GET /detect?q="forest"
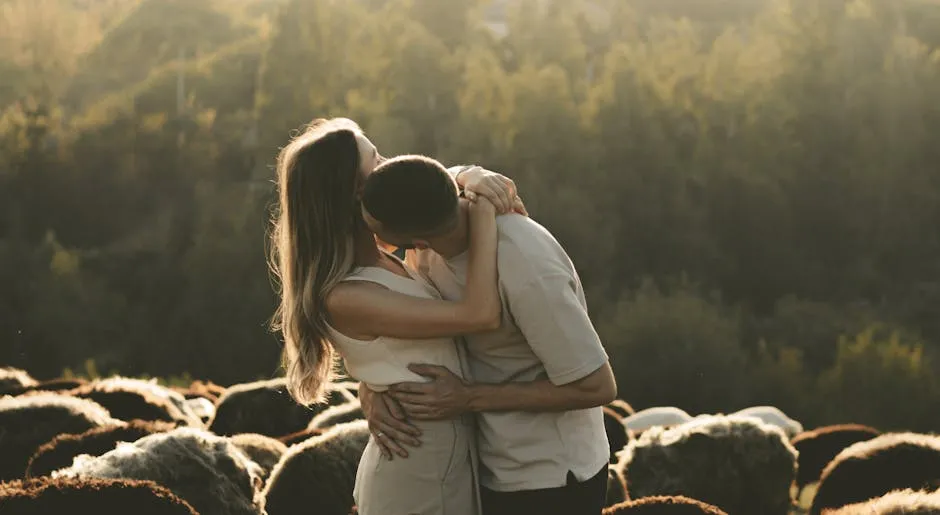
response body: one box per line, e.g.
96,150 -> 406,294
2,0 -> 940,432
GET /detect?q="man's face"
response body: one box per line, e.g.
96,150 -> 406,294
360,205 -> 428,250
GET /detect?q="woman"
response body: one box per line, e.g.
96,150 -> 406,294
268,117 -> 513,515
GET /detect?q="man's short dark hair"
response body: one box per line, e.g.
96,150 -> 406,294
362,155 -> 459,236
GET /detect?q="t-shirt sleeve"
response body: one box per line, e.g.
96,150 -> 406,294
505,272 -> 609,385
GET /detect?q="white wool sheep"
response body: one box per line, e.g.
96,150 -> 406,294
731,406 -> 803,438
185,397 -> 216,423
53,426 -> 266,515
622,406 -> 693,433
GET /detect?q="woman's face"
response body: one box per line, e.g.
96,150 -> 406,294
355,132 -> 384,178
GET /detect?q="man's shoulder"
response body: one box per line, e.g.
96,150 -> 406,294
495,215 -> 574,284
496,214 -> 557,249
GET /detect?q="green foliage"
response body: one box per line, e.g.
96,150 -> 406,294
816,327 -> 940,432
2,0 -> 940,430
601,279 -> 749,414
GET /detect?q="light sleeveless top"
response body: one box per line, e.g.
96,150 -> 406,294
326,255 -> 467,392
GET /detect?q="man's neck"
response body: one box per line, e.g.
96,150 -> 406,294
428,200 -> 471,260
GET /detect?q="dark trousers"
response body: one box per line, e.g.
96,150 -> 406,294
481,466 -> 608,515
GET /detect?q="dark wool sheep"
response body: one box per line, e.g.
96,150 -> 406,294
4,378 -> 88,397
607,399 -> 636,418
277,428 -> 324,446
0,367 -> 38,395
67,377 -> 201,427
307,400 -> 364,430
54,426 -> 266,515
263,420 -> 371,515
603,496 -> 729,514
210,378 -> 354,438
791,423 -> 881,489
229,433 -> 289,482
0,476 -> 198,515
0,393 -> 118,481
618,414 -> 798,515
822,488 -> 940,515
605,406 -> 629,462
607,465 -> 628,507
26,419 -> 176,478
810,433 -> 940,515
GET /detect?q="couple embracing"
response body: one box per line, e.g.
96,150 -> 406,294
269,117 -> 617,515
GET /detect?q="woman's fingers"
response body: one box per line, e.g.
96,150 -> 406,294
373,428 -> 408,459
491,176 -> 514,211
377,419 -> 421,448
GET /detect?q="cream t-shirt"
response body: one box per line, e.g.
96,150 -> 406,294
408,212 -> 610,492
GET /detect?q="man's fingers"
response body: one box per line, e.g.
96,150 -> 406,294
407,363 -> 448,378
400,401 -> 436,416
512,196 -> 529,216
388,390 -> 432,405
389,381 -> 434,395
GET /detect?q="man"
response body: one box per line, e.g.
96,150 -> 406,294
356,154 -> 617,515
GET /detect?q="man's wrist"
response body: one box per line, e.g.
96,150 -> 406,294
466,383 -> 496,413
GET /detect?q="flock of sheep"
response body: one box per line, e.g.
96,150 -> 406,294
1,366 -> 938,514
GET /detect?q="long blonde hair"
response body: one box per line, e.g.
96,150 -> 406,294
268,118 -> 363,405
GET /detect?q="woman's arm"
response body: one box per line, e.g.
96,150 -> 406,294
326,199 -> 500,340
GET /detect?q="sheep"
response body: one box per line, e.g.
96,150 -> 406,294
173,379 -> 227,404
607,399 -> 636,418
606,465 -> 628,507
810,432 -> 940,515
604,406 -> 629,462
308,400 -> 364,430
731,406 -> 803,438
0,393 -> 118,481
0,476 -> 198,515
185,396 -> 216,424
67,376 -> 201,427
603,496 -> 729,514
53,426 -> 266,515
229,433 -> 289,482
277,428 -> 324,446
332,381 -> 360,398
790,423 -> 881,490
617,414 -> 798,515
0,367 -> 38,395
210,378 -> 354,438
26,419 -> 176,478
622,407 -> 693,435
263,419 -> 371,515
822,488 -> 940,515
5,378 -> 88,397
